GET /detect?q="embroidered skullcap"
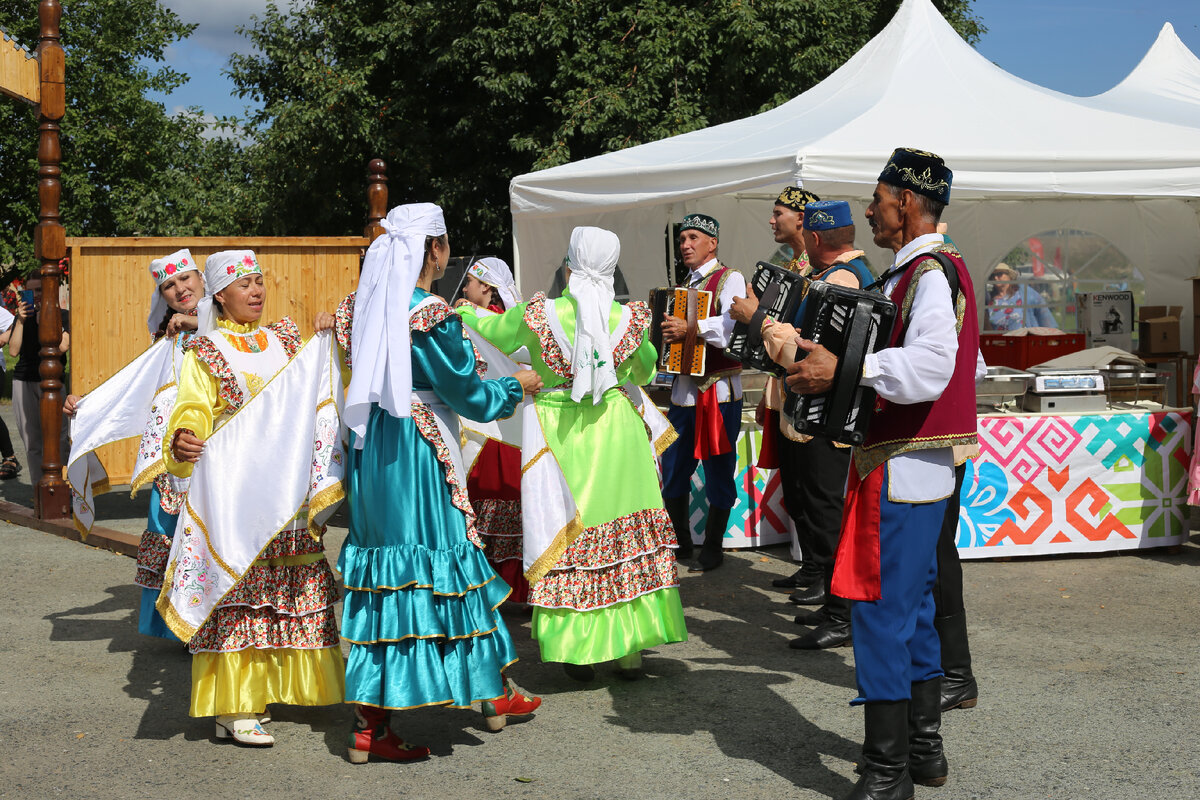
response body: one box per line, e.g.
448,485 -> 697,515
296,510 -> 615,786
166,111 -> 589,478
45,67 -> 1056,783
467,257 -> 522,310
878,147 -> 953,205
146,248 -> 201,334
775,186 -> 821,212
196,250 -> 262,335
802,200 -> 854,232
680,213 -> 719,239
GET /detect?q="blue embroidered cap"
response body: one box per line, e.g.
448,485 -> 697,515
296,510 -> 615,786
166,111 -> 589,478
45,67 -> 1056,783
802,200 -> 854,231
680,213 -> 719,238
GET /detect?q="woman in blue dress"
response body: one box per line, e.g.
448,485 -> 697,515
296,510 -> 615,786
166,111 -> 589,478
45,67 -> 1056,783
337,203 -> 543,764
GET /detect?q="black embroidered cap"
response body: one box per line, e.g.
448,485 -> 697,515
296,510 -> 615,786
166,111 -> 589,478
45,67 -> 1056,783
878,148 -> 952,205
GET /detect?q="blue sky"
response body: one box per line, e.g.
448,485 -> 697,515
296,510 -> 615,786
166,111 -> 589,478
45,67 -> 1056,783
148,0 -> 1200,120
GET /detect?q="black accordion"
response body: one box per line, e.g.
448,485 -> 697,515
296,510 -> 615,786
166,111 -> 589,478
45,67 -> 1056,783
783,282 -> 897,446
724,261 -> 808,374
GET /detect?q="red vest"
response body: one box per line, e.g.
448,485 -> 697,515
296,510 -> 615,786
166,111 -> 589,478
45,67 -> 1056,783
677,265 -> 742,388
855,246 -> 978,477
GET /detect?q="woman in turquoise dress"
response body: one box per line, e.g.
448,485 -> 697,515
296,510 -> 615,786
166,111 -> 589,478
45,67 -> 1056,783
460,226 -> 687,681
338,203 -> 543,764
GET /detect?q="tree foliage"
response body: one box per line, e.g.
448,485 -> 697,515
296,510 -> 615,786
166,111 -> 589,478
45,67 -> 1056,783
0,0 -> 256,285
230,0 -> 984,257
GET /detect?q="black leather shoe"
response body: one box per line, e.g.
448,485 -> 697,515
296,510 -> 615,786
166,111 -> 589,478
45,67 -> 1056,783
788,621 -> 851,649
793,607 -> 828,626
688,507 -> 729,573
772,564 -> 821,589
788,582 -> 827,606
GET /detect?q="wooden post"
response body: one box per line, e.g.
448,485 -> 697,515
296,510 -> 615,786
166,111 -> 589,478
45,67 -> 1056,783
34,0 -> 67,519
364,158 -> 388,243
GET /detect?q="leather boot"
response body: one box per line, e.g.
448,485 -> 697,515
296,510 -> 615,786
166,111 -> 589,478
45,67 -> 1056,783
689,506 -> 729,572
789,575 -> 851,649
663,494 -> 693,561
935,612 -> 978,711
772,561 -> 822,589
844,701 -> 913,800
788,580 -> 828,606
908,677 -> 948,786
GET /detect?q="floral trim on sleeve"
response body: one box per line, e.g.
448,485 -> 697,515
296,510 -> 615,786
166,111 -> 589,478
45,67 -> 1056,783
612,301 -> 651,367
186,335 -> 243,410
154,471 -> 187,515
334,292 -> 355,368
523,292 -> 572,380
409,298 -> 456,332
267,316 -> 302,359
134,529 -> 173,590
464,329 -> 488,378
410,402 -> 483,549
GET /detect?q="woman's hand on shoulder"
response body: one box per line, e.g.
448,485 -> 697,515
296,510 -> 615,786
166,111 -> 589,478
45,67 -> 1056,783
514,369 -> 543,397
313,311 -> 335,332
165,313 -> 199,337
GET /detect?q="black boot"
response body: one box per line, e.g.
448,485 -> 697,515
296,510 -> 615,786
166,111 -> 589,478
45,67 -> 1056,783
772,561 -> 822,589
908,677 -> 948,787
788,580 -> 827,606
789,576 -> 851,649
844,701 -> 913,800
663,494 -> 693,561
689,507 -> 729,572
935,612 -> 978,711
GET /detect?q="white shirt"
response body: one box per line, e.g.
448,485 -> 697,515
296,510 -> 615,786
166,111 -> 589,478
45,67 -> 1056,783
861,233 -> 980,503
669,258 -> 746,407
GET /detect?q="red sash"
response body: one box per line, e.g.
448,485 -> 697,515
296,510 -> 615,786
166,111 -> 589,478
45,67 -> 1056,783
830,465 -> 885,601
693,384 -> 733,459
756,408 -> 781,469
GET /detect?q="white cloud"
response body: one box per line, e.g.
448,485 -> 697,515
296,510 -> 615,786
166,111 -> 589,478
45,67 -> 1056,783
161,0 -> 295,56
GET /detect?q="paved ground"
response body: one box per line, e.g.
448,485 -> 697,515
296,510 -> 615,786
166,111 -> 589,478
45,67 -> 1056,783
1,401 -> 1198,799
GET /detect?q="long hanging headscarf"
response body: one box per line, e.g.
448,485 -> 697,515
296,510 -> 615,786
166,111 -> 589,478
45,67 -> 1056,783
467,257 -> 522,310
146,249 -> 201,335
195,250 -> 262,335
345,202 -> 447,447
566,226 -> 620,404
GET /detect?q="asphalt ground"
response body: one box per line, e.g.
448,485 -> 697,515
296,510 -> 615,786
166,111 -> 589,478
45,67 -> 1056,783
0,401 -> 1198,799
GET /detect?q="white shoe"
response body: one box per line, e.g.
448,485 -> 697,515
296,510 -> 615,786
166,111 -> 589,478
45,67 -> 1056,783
215,714 -> 275,746
257,711 -> 271,725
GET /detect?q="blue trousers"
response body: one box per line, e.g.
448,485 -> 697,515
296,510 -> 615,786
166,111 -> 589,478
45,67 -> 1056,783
661,399 -> 742,510
850,466 -> 945,703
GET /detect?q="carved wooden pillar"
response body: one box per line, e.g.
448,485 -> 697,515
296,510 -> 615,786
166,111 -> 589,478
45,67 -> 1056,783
34,0 -> 67,518
364,158 -> 388,244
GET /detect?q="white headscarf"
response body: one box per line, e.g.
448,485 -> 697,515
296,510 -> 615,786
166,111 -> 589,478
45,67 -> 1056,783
345,203 -> 447,447
146,248 -> 200,334
467,257 -> 522,310
566,226 -> 620,404
196,250 -> 262,335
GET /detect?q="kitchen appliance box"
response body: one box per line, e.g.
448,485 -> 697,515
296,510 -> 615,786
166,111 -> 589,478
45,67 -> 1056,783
1076,291 -> 1134,352
1136,306 -> 1182,354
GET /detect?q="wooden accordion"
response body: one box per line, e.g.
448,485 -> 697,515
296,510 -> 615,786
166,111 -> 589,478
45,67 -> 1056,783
725,260 -> 809,374
783,282 -> 898,445
649,286 -> 712,376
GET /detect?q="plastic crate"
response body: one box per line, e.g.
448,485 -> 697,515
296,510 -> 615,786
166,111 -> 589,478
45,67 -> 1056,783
980,332 -> 1086,369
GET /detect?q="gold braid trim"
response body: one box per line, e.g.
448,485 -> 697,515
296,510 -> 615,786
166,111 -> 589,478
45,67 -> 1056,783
306,484 -> 345,539
129,461 -> 165,496
853,433 -> 979,480
155,559 -> 198,642
72,513 -> 91,543
521,446 -> 551,476
525,513 -> 586,588
654,424 -> 679,456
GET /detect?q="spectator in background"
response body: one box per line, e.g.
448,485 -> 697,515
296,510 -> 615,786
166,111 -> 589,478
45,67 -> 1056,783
986,263 -> 1057,330
0,303 -> 17,479
8,271 -> 70,485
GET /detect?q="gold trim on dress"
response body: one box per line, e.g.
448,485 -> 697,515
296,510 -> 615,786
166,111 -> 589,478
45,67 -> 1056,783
184,497 -> 241,582
521,446 -> 550,476
307,483 -> 345,536
525,513 -> 585,587
129,461 -> 165,496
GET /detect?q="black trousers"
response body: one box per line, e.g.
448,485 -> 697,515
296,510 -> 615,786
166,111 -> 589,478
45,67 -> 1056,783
776,432 -> 852,570
932,463 -> 967,617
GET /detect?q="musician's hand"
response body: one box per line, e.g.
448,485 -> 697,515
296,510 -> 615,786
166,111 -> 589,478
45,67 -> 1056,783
729,285 -> 759,325
785,338 -> 837,394
172,429 -> 205,463
660,313 -> 687,344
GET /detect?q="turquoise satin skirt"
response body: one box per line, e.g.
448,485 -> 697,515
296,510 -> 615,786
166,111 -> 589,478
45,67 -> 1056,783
339,405 -> 516,709
138,486 -> 180,642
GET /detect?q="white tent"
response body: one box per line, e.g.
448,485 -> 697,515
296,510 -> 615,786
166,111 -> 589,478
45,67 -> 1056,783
1086,22 -> 1200,126
510,0 -> 1200,347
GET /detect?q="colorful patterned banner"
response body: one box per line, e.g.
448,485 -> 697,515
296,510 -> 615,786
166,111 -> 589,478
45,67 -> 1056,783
958,409 -> 1192,558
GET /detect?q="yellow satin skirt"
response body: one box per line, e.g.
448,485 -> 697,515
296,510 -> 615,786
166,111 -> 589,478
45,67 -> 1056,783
190,645 -> 345,717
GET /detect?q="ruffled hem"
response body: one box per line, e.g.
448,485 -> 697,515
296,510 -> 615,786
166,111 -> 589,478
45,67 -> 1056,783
344,629 -> 516,710
190,646 -> 345,716
338,538 -> 501,596
188,603 -> 341,653
134,529 -> 172,590
530,546 -> 680,610
532,588 -> 687,664
553,507 -> 676,570
475,498 -> 522,538
216,559 -> 340,616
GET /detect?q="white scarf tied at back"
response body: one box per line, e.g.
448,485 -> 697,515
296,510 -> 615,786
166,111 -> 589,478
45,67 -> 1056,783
195,250 -> 262,335
566,226 -> 621,404
345,203 -> 447,447
469,257 -> 522,310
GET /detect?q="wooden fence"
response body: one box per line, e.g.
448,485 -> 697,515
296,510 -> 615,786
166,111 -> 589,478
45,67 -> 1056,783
68,236 -> 367,485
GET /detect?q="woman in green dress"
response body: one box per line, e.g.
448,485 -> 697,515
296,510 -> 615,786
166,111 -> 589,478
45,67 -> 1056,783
460,226 -> 686,680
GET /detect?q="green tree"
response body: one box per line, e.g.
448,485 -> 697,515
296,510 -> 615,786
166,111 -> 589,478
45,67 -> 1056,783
230,0 -> 984,258
0,0 -> 257,287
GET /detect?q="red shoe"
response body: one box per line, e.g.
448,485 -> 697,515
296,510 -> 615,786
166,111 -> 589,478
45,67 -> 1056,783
481,678 -> 542,731
347,706 -> 430,764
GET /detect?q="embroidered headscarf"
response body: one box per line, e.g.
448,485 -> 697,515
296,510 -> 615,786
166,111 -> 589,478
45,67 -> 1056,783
467,257 -> 522,310
196,250 -> 262,335
345,203 -> 447,447
146,248 -> 201,335
566,226 -> 621,405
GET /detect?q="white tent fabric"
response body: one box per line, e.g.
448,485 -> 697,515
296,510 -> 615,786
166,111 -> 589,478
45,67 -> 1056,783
1086,23 -> 1200,127
510,0 -> 1200,350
